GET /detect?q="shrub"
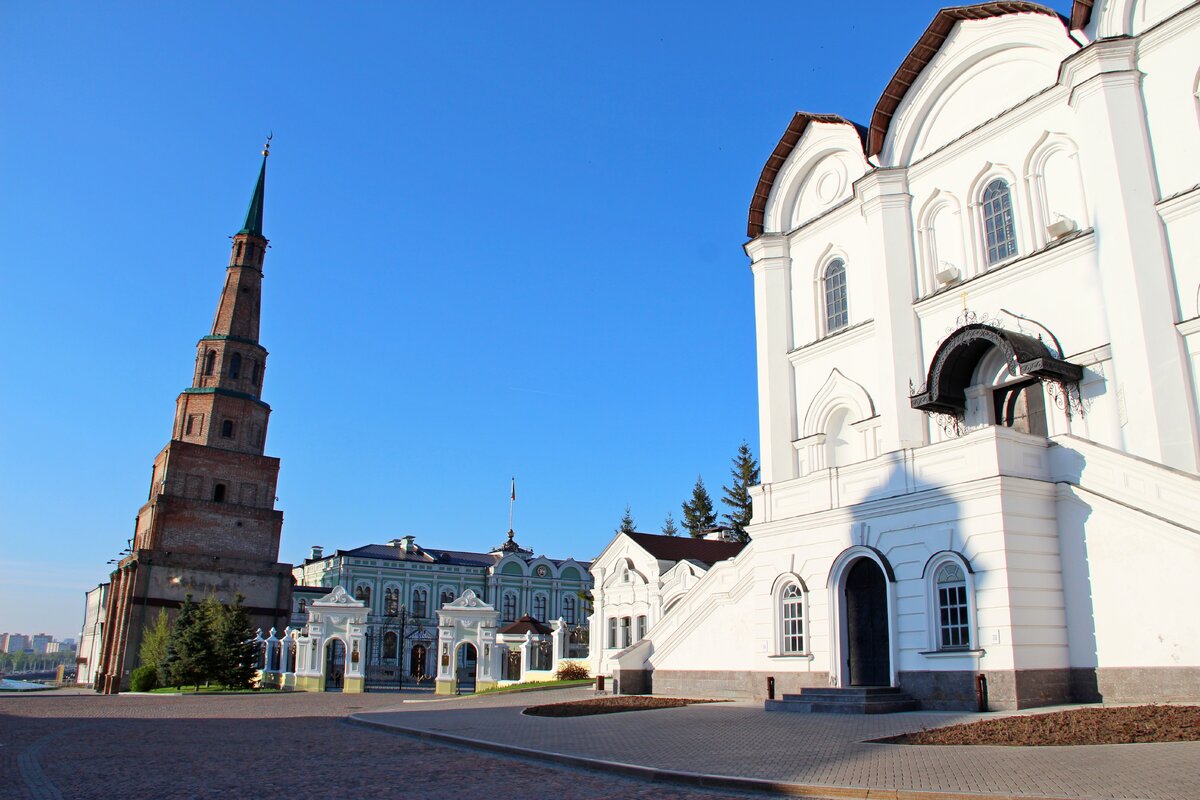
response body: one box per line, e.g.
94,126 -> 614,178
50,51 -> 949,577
555,661 -> 590,680
130,664 -> 159,692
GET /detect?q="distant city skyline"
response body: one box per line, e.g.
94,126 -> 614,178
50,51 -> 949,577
0,1 -> 1076,639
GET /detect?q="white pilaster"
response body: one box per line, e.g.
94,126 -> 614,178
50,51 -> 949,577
745,234 -> 796,485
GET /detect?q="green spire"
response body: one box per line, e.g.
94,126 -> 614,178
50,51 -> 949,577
237,137 -> 270,237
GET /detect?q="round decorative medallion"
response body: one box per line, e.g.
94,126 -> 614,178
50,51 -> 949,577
535,565 -> 548,577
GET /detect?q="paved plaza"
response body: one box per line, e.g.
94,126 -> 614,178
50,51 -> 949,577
3,687 -> 1198,800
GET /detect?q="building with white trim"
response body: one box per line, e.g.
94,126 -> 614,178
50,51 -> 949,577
612,0 -> 1200,710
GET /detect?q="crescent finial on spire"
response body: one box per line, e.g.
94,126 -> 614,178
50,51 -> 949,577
262,132 -> 273,157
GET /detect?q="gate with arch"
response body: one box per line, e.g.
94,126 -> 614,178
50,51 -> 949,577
434,589 -> 500,695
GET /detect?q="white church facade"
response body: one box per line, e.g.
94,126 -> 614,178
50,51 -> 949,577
599,0 -> 1200,710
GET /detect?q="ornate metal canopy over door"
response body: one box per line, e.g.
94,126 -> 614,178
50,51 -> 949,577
845,559 -> 890,687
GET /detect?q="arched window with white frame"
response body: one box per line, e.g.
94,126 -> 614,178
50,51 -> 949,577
502,591 -> 517,623
781,583 -> 805,654
822,258 -> 848,333
411,587 -> 428,618
981,179 -> 1018,266
562,594 -> 576,624
923,552 -> 976,652
532,592 -> 548,622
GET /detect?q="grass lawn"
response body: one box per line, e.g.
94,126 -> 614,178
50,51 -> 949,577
148,685 -> 284,694
473,679 -> 592,696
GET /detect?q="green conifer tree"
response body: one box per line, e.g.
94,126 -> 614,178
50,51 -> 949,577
138,608 -> 172,684
165,595 -> 211,690
681,475 -> 717,537
722,441 -> 760,543
661,511 -> 679,537
617,505 -> 637,535
212,594 -> 258,689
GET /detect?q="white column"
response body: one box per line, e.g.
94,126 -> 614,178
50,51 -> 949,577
857,168 -> 927,452
1067,38 -> 1200,470
745,234 -> 796,485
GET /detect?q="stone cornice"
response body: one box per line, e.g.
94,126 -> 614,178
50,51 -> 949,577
787,319 -> 875,366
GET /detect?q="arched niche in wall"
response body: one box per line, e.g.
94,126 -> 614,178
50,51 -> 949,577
1024,131 -> 1089,249
916,189 -> 967,297
796,369 -> 881,474
760,121 -> 869,235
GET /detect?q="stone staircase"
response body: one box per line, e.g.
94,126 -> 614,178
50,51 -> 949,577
765,687 -> 920,714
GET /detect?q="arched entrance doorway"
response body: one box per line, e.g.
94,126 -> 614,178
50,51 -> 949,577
324,638 -> 346,692
410,644 -> 427,680
844,559 -> 890,686
456,642 -> 478,693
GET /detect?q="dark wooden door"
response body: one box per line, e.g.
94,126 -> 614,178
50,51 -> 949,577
845,559 -> 890,686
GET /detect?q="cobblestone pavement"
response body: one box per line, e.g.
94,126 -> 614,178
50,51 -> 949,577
0,690 -> 777,800
355,688 -> 1200,800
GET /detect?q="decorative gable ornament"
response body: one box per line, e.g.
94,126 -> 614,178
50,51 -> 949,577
445,588 -> 490,609
315,585 -> 364,607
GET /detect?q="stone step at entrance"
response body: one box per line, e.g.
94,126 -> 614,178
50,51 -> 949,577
765,686 -> 920,714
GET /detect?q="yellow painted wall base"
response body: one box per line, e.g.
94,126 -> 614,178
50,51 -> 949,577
435,679 -> 455,695
475,679 -> 498,693
344,676 -> 364,693
294,674 -> 322,692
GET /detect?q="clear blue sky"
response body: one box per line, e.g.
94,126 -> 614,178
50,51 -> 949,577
0,2 -> 1073,639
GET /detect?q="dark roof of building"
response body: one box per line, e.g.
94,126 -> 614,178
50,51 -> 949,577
746,113 -> 866,238
866,3 -> 1065,157
238,151 -> 268,237
294,585 -> 331,596
497,615 -> 553,636
1070,0 -> 1093,30
333,543 -> 590,570
625,532 -> 746,566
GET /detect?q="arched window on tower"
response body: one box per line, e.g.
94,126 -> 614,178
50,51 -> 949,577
204,350 -> 216,376
221,419 -> 235,439
251,360 -> 260,384
229,353 -> 242,379
823,259 -> 848,334
213,483 -> 226,503
982,179 -> 1018,266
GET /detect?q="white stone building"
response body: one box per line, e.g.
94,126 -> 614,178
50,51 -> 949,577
76,584 -> 108,687
614,0 -> 1200,710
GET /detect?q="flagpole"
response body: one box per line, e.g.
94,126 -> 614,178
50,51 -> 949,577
509,477 -> 515,532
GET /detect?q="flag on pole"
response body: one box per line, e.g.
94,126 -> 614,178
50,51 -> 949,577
510,477 -> 516,501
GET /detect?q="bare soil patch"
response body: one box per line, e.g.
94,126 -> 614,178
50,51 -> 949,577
884,704 -> 1200,746
524,695 -> 723,717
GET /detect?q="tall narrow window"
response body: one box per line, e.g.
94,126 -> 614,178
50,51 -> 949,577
608,617 -> 618,648
221,420 -> 234,439
354,585 -> 372,607
229,353 -> 242,379
620,616 -> 632,648
982,179 -> 1017,265
781,583 -> 804,654
533,593 -> 548,622
251,361 -> 261,384
562,595 -> 576,625
383,632 -> 398,661
502,591 -> 517,622
823,259 -> 848,333
213,483 -> 226,503
440,589 -> 456,607
203,350 -> 216,376
385,588 -> 399,617
412,587 -> 428,618
936,563 -> 970,649
636,615 -> 647,641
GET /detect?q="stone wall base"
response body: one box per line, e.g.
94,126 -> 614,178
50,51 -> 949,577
649,666 -> 1200,710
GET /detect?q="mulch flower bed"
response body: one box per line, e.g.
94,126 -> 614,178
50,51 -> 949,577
523,695 -> 722,718
883,705 -> 1200,746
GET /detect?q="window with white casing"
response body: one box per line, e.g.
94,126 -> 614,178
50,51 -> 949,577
636,615 -> 646,641
620,616 -> 631,648
823,259 -> 848,334
502,591 -> 517,623
781,583 -> 804,654
533,593 -> 548,622
935,562 -> 970,650
608,617 -> 617,648
982,179 -> 1018,266
563,595 -> 576,624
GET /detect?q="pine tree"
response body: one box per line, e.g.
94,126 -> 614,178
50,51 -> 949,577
165,595 -> 211,690
211,594 -> 258,689
661,511 -> 679,537
138,608 -> 172,683
722,441 -> 760,543
617,505 -> 637,535
681,475 -> 717,537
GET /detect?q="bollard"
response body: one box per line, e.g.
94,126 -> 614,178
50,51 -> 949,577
976,673 -> 989,712
767,676 -> 776,700
597,675 -> 605,692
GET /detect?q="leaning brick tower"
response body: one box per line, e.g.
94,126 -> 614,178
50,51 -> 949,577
96,142 -> 293,693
